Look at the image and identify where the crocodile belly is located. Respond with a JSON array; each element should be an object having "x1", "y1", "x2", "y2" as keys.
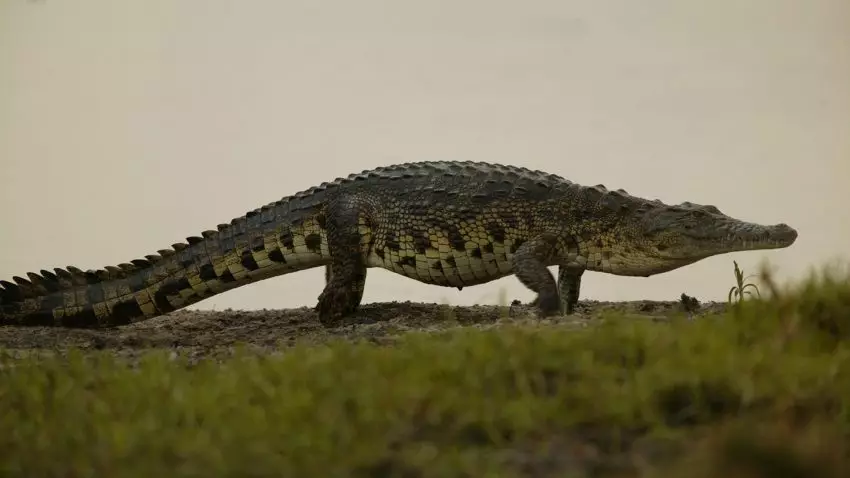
[{"x1": 366, "y1": 246, "x2": 514, "y2": 288}]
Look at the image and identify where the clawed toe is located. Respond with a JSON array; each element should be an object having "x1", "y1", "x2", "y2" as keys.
[
  {"x1": 535, "y1": 293, "x2": 561, "y2": 317},
  {"x1": 315, "y1": 288, "x2": 360, "y2": 327}
]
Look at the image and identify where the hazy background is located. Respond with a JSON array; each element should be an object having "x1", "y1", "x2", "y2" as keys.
[{"x1": 1, "y1": 0, "x2": 848, "y2": 311}]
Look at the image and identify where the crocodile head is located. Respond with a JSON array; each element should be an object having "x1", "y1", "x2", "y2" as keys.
[{"x1": 599, "y1": 201, "x2": 798, "y2": 276}]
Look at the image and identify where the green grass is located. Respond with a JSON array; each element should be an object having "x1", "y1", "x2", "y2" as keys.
[{"x1": 2, "y1": 265, "x2": 850, "y2": 477}]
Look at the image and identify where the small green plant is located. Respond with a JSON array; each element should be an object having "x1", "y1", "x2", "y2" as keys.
[{"x1": 728, "y1": 260, "x2": 761, "y2": 304}]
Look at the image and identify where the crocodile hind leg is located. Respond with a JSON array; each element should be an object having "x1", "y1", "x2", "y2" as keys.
[
  {"x1": 316, "y1": 198, "x2": 369, "y2": 327},
  {"x1": 322, "y1": 264, "x2": 366, "y2": 315},
  {"x1": 557, "y1": 266, "x2": 584, "y2": 315},
  {"x1": 513, "y1": 234, "x2": 560, "y2": 317}
]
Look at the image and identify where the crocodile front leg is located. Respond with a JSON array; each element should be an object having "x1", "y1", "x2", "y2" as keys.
[
  {"x1": 557, "y1": 265, "x2": 584, "y2": 315},
  {"x1": 513, "y1": 234, "x2": 560, "y2": 317},
  {"x1": 315, "y1": 196, "x2": 369, "y2": 327}
]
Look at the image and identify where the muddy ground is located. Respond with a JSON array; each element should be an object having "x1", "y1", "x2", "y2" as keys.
[{"x1": 0, "y1": 297, "x2": 726, "y2": 364}]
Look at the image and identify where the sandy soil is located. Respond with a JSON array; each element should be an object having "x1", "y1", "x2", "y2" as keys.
[{"x1": 0, "y1": 298, "x2": 726, "y2": 364}]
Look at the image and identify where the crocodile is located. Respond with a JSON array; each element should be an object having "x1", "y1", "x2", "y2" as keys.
[{"x1": 0, "y1": 160, "x2": 797, "y2": 328}]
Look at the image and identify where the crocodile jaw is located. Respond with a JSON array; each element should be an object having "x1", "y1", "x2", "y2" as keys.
[
  {"x1": 587, "y1": 218, "x2": 798, "y2": 278},
  {"x1": 668, "y1": 221, "x2": 798, "y2": 258}
]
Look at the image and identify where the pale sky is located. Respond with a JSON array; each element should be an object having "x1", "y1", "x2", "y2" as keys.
[{"x1": 1, "y1": 0, "x2": 848, "y2": 311}]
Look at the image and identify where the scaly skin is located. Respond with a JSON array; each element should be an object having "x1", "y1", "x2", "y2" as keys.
[{"x1": 0, "y1": 161, "x2": 798, "y2": 328}]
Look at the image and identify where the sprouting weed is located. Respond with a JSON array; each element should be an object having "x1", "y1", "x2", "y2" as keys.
[{"x1": 728, "y1": 260, "x2": 761, "y2": 304}]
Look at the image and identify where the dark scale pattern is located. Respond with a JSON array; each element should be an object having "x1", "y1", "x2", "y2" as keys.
[{"x1": 0, "y1": 160, "x2": 797, "y2": 328}]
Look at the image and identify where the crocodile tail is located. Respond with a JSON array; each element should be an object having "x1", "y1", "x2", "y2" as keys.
[
  {"x1": 0, "y1": 232, "x2": 255, "y2": 328},
  {"x1": 0, "y1": 235, "x2": 250, "y2": 328},
  {"x1": 0, "y1": 250, "x2": 216, "y2": 328},
  {"x1": 0, "y1": 199, "x2": 332, "y2": 328},
  {"x1": 0, "y1": 270, "x2": 67, "y2": 326},
  {"x1": 0, "y1": 266, "x2": 129, "y2": 327},
  {"x1": 0, "y1": 232, "x2": 260, "y2": 328}
]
